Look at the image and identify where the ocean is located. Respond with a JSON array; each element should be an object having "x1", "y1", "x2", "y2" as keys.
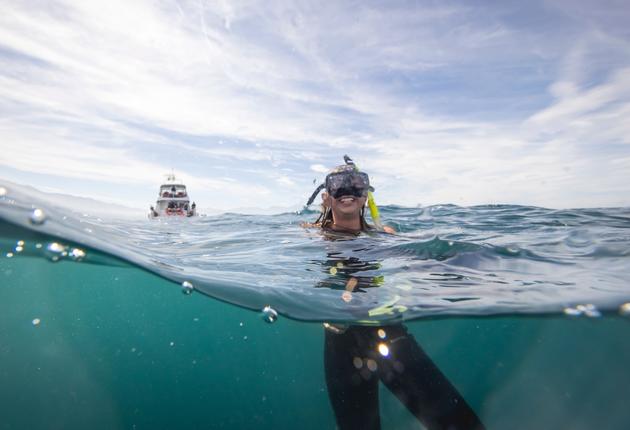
[{"x1": 1, "y1": 180, "x2": 630, "y2": 429}]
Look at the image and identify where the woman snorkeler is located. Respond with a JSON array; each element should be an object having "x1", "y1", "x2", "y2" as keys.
[{"x1": 303, "y1": 157, "x2": 485, "y2": 430}]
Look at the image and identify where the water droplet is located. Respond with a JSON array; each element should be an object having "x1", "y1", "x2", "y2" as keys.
[
  {"x1": 0, "y1": 186, "x2": 6, "y2": 196},
  {"x1": 261, "y1": 306, "x2": 278, "y2": 323},
  {"x1": 353, "y1": 357, "x2": 363, "y2": 369},
  {"x1": 29, "y1": 208, "x2": 47, "y2": 225},
  {"x1": 32, "y1": 318, "x2": 41, "y2": 326},
  {"x1": 181, "y1": 281, "x2": 194, "y2": 295},
  {"x1": 563, "y1": 307, "x2": 581, "y2": 316},
  {"x1": 581, "y1": 304, "x2": 601, "y2": 318},
  {"x1": 366, "y1": 359, "x2": 378, "y2": 371},
  {"x1": 564, "y1": 304, "x2": 601, "y2": 318},
  {"x1": 378, "y1": 343, "x2": 390, "y2": 357},
  {"x1": 619, "y1": 303, "x2": 630, "y2": 316},
  {"x1": 45, "y1": 242, "x2": 66, "y2": 262},
  {"x1": 69, "y1": 248, "x2": 86, "y2": 261},
  {"x1": 169, "y1": 341, "x2": 175, "y2": 347}
]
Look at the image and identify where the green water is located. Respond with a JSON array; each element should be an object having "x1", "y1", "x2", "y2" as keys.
[{"x1": 1, "y1": 253, "x2": 629, "y2": 429}]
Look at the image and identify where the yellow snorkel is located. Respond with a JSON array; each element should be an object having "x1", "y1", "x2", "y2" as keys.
[{"x1": 343, "y1": 155, "x2": 384, "y2": 231}]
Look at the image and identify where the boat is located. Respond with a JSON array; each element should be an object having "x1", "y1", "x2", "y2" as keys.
[{"x1": 149, "y1": 174, "x2": 197, "y2": 218}]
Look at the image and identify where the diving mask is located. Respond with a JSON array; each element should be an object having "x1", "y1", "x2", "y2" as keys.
[{"x1": 325, "y1": 171, "x2": 373, "y2": 199}]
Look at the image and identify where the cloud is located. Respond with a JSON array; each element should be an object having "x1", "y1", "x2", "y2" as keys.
[
  {"x1": 310, "y1": 164, "x2": 328, "y2": 174},
  {"x1": 1, "y1": 0, "x2": 629, "y2": 209}
]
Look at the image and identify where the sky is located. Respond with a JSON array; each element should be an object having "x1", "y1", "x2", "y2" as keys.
[{"x1": 1, "y1": 0, "x2": 629, "y2": 211}]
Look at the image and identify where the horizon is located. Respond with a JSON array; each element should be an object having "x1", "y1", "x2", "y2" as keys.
[
  {"x1": 2, "y1": 178, "x2": 627, "y2": 217},
  {"x1": 1, "y1": 0, "x2": 630, "y2": 210}
]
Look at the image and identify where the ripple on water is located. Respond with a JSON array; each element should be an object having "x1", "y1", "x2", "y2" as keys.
[{"x1": 2, "y1": 182, "x2": 630, "y2": 322}]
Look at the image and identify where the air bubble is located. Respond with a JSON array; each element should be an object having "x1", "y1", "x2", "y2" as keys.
[
  {"x1": 32, "y1": 318, "x2": 41, "y2": 326},
  {"x1": 261, "y1": 306, "x2": 278, "y2": 323},
  {"x1": 181, "y1": 281, "x2": 194, "y2": 295},
  {"x1": 619, "y1": 303, "x2": 630, "y2": 316},
  {"x1": 29, "y1": 208, "x2": 47, "y2": 225},
  {"x1": 15, "y1": 246, "x2": 23, "y2": 253},
  {"x1": 563, "y1": 307, "x2": 581, "y2": 316},
  {"x1": 378, "y1": 343, "x2": 390, "y2": 357},
  {"x1": 564, "y1": 304, "x2": 601, "y2": 318},
  {"x1": 45, "y1": 242, "x2": 66, "y2": 262},
  {"x1": 6, "y1": 252, "x2": 14, "y2": 258},
  {"x1": 69, "y1": 248, "x2": 86, "y2": 261},
  {"x1": 578, "y1": 304, "x2": 601, "y2": 318},
  {"x1": 366, "y1": 359, "x2": 378, "y2": 372}
]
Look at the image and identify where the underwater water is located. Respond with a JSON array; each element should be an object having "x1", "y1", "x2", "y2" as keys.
[{"x1": 1, "y1": 180, "x2": 630, "y2": 429}]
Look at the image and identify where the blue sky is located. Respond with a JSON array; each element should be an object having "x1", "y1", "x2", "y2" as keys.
[{"x1": 1, "y1": 0, "x2": 629, "y2": 210}]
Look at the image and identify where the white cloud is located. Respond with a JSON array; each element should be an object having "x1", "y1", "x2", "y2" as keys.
[
  {"x1": 310, "y1": 164, "x2": 328, "y2": 174},
  {"x1": 1, "y1": 0, "x2": 629, "y2": 209}
]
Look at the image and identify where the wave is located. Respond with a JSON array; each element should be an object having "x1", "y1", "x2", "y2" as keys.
[{"x1": 2, "y1": 180, "x2": 630, "y2": 323}]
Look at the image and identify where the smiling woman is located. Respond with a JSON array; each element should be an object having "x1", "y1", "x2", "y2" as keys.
[
  {"x1": 302, "y1": 158, "x2": 484, "y2": 429},
  {"x1": 303, "y1": 157, "x2": 394, "y2": 234}
]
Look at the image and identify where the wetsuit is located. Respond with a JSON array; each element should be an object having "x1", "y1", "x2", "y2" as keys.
[{"x1": 324, "y1": 324, "x2": 485, "y2": 430}]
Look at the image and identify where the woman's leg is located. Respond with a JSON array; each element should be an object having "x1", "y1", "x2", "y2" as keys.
[
  {"x1": 378, "y1": 325, "x2": 485, "y2": 430},
  {"x1": 324, "y1": 327, "x2": 381, "y2": 430}
]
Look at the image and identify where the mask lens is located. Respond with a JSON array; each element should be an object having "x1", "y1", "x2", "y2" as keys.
[{"x1": 326, "y1": 172, "x2": 369, "y2": 198}]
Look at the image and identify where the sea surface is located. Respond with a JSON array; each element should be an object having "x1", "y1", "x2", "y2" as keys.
[{"x1": 1, "y1": 180, "x2": 630, "y2": 429}]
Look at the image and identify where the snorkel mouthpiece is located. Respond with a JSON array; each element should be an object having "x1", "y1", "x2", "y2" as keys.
[{"x1": 331, "y1": 186, "x2": 367, "y2": 199}]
